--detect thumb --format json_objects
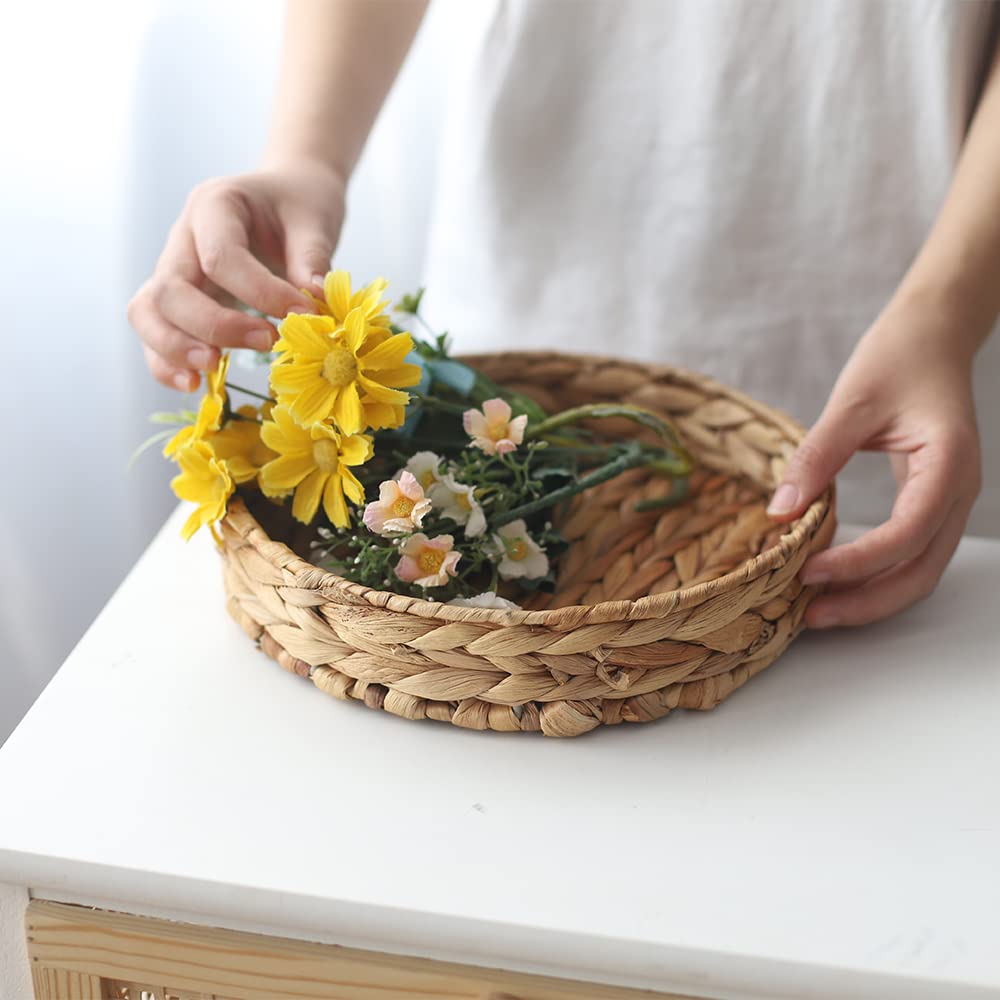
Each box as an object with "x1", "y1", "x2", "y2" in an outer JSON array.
[
  {"x1": 768, "y1": 407, "x2": 861, "y2": 521},
  {"x1": 283, "y1": 222, "x2": 336, "y2": 293}
]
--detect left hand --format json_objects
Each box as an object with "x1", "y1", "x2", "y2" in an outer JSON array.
[{"x1": 766, "y1": 300, "x2": 982, "y2": 628}]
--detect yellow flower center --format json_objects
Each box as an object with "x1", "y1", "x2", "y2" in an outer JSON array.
[
  {"x1": 392, "y1": 496, "x2": 415, "y2": 518},
  {"x1": 419, "y1": 471, "x2": 436, "y2": 489},
  {"x1": 418, "y1": 548, "x2": 445, "y2": 574},
  {"x1": 322, "y1": 345, "x2": 359, "y2": 388},
  {"x1": 312, "y1": 439, "x2": 341, "y2": 473},
  {"x1": 456, "y1": 491, "x2": 472, "y2": 512},
  {"x1": 506, "y1": 538, "x2": 529, "y2": 561}
]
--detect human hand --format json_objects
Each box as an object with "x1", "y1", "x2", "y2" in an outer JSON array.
[
  {"x1": 766, "y1": 301, "x2": 982, "y2": 628},
  {"x1": 128, "y1": 159, "x2": 346, "y2": 390}
]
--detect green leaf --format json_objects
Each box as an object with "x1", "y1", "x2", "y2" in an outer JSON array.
[
  {"x1": 148, "y1": 410, "x2": 196, "y2": 426},
  {"x1": 396, "y1": 288, "x2": 426, "y2": 315},
  {"x1": 532, "y1": 465, "x2": 575, "y2": 481},
  {"x1": 128, "y1": 428, "x2": 175, "y2": 470}
]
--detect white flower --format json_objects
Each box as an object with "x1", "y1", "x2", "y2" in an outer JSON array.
[
  {"x1": 400, "y1": 451, "x2": 443, "y2": 491},
  {"x1": 395, "y1": 533, "x2": 461, "y2": 588},
  {"x1": 362, "y1": 471, "x2": 432, "y2": 536},
  {"x1": 430, "y1": 472, "x2": 487, "y2": 537},
  {"x1": 491, "y1": 519, "x2": 549, "y2": 580},
  {"x1": 462, "y1": 398, "x2": 528, "y2": 456},
  {"x1": 448, "y1": 591, "x2": 521, "y2": 610}
]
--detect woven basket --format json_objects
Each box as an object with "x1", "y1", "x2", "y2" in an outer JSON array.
[{"x1": 220, "y1": 352, "x2": 835, "y2": 737}]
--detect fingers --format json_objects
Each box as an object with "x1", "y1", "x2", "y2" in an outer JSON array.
[
  {"x1": 143, "y1": 345, "x2": 200, "y2": 393},
  {"x1": 188, "y1": 186, "x2": 312, "y2": 316},
  {"x1": 768, "y1": 407, "x2": 863, "y2": 521},
  {"x1": 282, "y1": 217, "x2": 335, "y2": 291},
  {"x1": 801, "y1": 444, "x2": 955, "y2": 586},
  {"x1": 805, "y1": 499, "x2": 969, "y2": 628},
  {"x1": 155, "y1": 279, "x2": 277, "y2": 354}
]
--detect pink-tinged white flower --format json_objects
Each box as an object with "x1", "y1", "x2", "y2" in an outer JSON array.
[
  {"x1": 395, "y1": 533, "x2": 461, "y2": 588},
  {"x1": 492, "y1": 519, "x2": 549, "y2": 580},
  {"x1": 430, "y1": 472, "x2": 487, "y2": 537},
  {"x1": 462, "y1": 398, "x2": 528, "y2": 456},
  {"x1": 448, "y1": 591, "x2": 521, "y2": 610},
  {"x1": 362, "y1": 471, "x2": 432, "y2": 536},
  {"x1": 399, "y1": 450, "x2": 443, "y2": 491}
]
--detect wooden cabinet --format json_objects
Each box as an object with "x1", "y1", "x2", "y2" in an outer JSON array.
[{"x1": 26, "y1": 901, "x2": 695, "y2": 1000}]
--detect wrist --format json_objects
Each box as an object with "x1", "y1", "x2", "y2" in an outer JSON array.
[
  {"x1": 258, "y1": 148, "x2": 350, "y2": 192},
  {"x1": 876, "y1": 282, "x2": 992, "y2": 368}
]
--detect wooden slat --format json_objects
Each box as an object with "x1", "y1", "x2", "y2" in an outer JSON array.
[
  {"x1": 28, "y1": 963, "x2": 103, "y2": 999},
  {"x1": 26, "y1": 899, "x2": 700, "y2": 1000}
]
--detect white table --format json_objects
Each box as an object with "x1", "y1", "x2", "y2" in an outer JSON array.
[{"x1": 1, "y1": 509, "x2": 998, "y2": 999}]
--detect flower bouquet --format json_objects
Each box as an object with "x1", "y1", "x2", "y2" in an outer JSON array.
[{"x1": 146, "y1": 270, "x2": 835, "y2": 737}]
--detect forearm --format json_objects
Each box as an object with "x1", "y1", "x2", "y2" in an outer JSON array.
[
  {"x1": 890, "y1": 41, "x2": 1000, "y2": 359},
  {"x1": 262, "y1": 0, "x2": 428, "y2": 181}
]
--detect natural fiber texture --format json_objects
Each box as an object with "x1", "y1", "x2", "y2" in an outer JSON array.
[{"x1": 219, "y1": 352, "x2": 835, "y2": 737}]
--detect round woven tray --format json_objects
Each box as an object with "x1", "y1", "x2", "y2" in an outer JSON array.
[{"x1": 220, "y1": 351, "x2": 835, "y2": 737}]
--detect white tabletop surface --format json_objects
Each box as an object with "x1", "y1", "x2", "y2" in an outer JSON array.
[{"x1": 0, "y1": 508, "x2": 998, "y2": 1000}]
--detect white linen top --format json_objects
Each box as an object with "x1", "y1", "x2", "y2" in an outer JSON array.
[{"x1": 422, "y1": 0, "x2": 1000, "y2": 534}]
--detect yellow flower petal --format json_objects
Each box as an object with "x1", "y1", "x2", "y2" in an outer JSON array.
[
  {"x1": 358, "y1": 331, "x2": 414, "y2": 371},
  {"x1": 223, "y1": 456, "x2": 258, "y2": 484},
  {"x1": 357, "y1": 373, "x2": 410, "y2": 406},
  {"x1": 261, "y1": 406, "x2": 312, "y2": 454},
  {"x1": 338, "y1": 433, "x2": 374, "y2": 467},
  {"x1": 291, "y1": 468, "x2": 327, "y2": 524},
  {"x1": 339, "y1": 466, "x2": 365, "y2": 506},
  {"x1": 359, "y1": 326, "x2": 393, "y2": 352},
  {"x1": 373, "y1": 363, "x2": 423, "y2": 389},
  {"x1": 274, "y1": 314, "x2": 336, "y2": 359},
  {"x1": 163, "y1": 424, "x2": 195, "y2": 458},
  {"x1": 342, "y1": 307, "x2": 367, "y2": 354},
  {"x1": 332, "y1": 382, "x2": 364, "y2": 435},
  {"x1": 259, "y1": 453, "x2": 315, "y2": 493},
  {"x1": 361, "y1": 402, "x2": 406, "y2": 430},
  {"x1": 270, "y1": 359, "x2": 324, "y2": 394},
  {"x1": 180, "y1": 507, "x2": 204, "y2": 541},
  {"x1": 322, "y1": 473, "x2": 350, "y2": 527},
  {"x1": 324, "y1": 270, "x2": 352, "y2": 322},
  {"x1": 170, "y1": 441, "x2": 233, "y2": 540},
  {"x1": 288, "y1": 380, "x2": 338, "y2": 427}
]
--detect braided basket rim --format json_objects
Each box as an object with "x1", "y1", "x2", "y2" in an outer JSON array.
[{"x1": 222, "y1": 350, "x2": 832, "y2": 628}]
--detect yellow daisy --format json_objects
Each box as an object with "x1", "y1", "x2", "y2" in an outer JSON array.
[
  {"x1": 211, "y1": 404, "x2": 278, "y2": 484},
  {"x1": 164, "y1": 354, "x2": 230, "y2": 458},
  {"x1": 304, "y1": 270, "x2": 392, "y2": 328},
  {"x1": 270, "y1": 307, "x2": 420, "y2": 434},
  {"x1": 258, "y1": 405, "x2": 373, "y2": 526},
  {"x1": 171, "y1": 440, "x2": 234, "y2": 541}
]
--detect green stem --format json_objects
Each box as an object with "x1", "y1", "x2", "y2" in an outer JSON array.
[
  {"x1": 225, "y1": 382, "x2": 273, "y2": 403},
  {"x1": 412, "y1": 311, "x2": 440, "y2": 343},
  {"x1": 527, "y1": 403, "x2": 691, "y2": 468},
  {"x1": 491, "y1": 445, "x2": 649, "y2": 528},
  {"x1": 414, "y1": 393, "x2": 469, "y2": 415}
]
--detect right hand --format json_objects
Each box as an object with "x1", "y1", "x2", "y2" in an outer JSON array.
[{"x1": 128, "y1": 159, "x2": 346, "y2": 390}]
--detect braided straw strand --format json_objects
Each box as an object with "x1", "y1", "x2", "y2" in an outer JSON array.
[{"x1": 219, "y1": 352, "x2": 835, "y2": 737}]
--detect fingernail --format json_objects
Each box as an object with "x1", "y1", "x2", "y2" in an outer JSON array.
[
  {"x1": 186, "y1": 348, "x2": 215, "y2": 370},
  {"x1": 311, "y1": 273, "x2": 326, "y2": 289},
  {"x1": 174, "y1": 372, "x2": 196, "y2": 391},
  {"x1": 247, "y1": 329, "x2": 275, "y2": 352},
  {"x1": 809, "y1": 608, "x2": 840, "y2": 629},
  {"x1": 801, "y1": 568, "x2": 831, "y2": 586},
  {"x1": 767, "y1": 483, "x2": 799, "y2": 516}
]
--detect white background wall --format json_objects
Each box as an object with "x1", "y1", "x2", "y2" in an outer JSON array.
[{"x1": 0, "y1": 0, "x2": 485, "y2": 746}]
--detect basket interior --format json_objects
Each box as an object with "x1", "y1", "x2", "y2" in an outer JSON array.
[{"x1": 242, "y1": 352, "x2": 809, "y2": 611}]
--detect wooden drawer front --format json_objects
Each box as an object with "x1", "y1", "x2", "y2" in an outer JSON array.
[{"x1": 26, "y1": 900, "x2": 699, "y2": 1000}]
